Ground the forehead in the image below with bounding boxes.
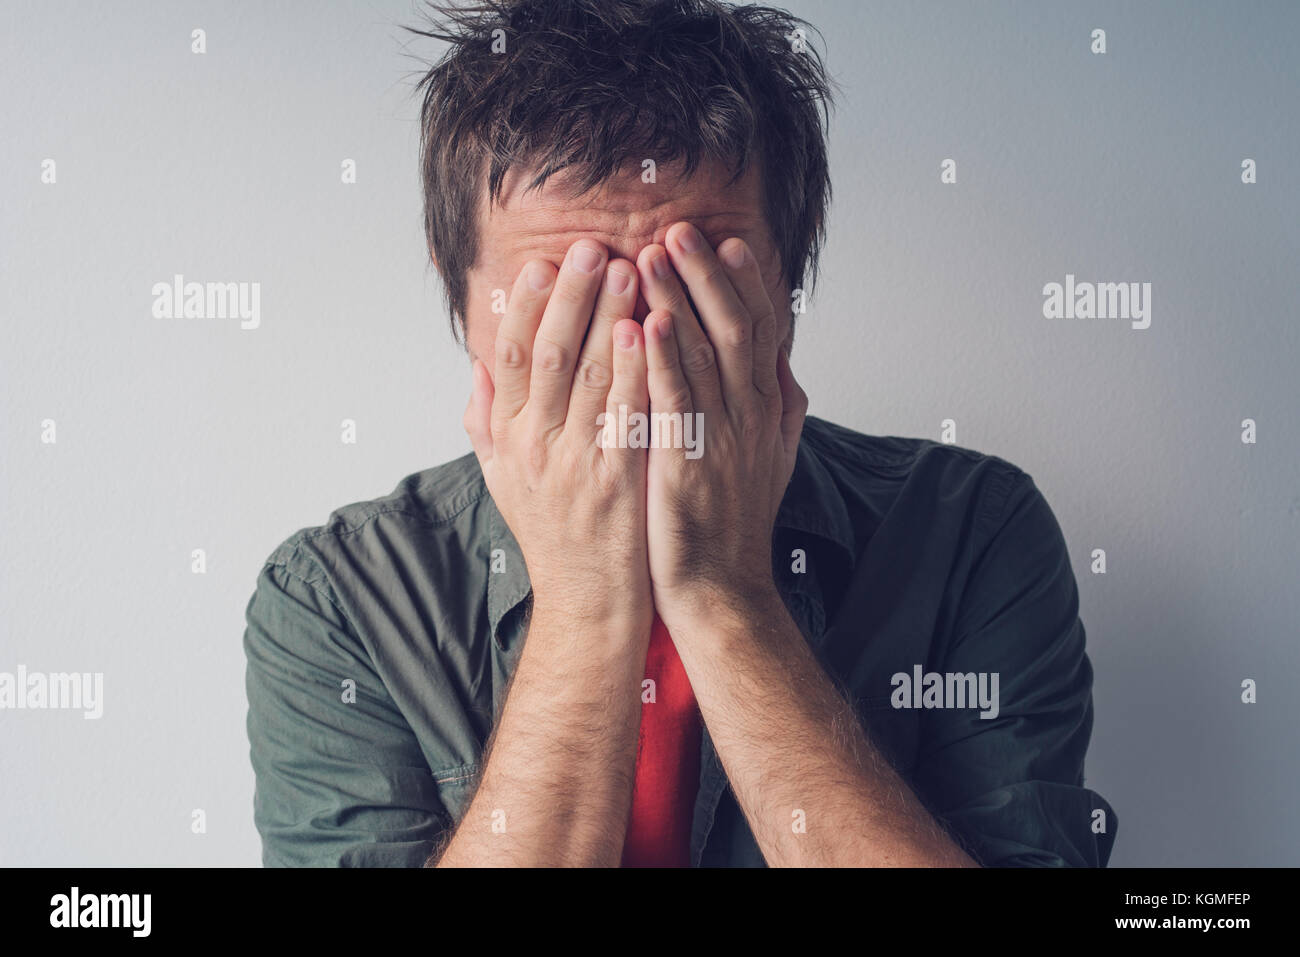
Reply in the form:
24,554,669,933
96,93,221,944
476,159,769,267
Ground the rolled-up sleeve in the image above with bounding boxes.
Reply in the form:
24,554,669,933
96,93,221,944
243,556,449,867
914,471,1117,867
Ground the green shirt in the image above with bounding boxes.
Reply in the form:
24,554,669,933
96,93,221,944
243,415,1116,867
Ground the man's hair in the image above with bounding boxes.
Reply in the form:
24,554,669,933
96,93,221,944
407,0,833,341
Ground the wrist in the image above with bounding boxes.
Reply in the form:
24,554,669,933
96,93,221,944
656,575,786,637
528,588,653,640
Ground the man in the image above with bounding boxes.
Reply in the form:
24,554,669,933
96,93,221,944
244,0,1116,867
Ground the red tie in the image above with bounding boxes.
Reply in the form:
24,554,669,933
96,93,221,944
621,613,702,867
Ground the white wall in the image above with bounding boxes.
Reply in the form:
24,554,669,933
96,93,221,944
1,0,1296,865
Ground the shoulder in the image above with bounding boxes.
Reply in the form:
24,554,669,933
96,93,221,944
800,414,1035,532
257,451,489,590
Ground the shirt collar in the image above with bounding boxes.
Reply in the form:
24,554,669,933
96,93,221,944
773,427,856,557
485,423,856,649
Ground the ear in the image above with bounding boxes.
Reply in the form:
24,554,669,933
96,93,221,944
780,322,796,358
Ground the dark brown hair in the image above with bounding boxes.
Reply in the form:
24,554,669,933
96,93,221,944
408,0,833,341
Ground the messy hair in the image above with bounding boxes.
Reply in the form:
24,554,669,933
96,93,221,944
407,0,833,341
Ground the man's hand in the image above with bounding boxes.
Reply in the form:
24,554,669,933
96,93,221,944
634,222,807,631
438,240,653,867
630,223,975,867
465,239,653,632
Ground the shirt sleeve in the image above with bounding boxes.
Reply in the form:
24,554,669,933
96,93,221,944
912,470,1117,867
243,557,450,867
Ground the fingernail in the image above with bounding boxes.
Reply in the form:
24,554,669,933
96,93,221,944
720,241,747,269
656,315,673,340
605,266,630,295
616,328,636,349
572,244,602,273
651,253,672,280
528,262,552,290
676,224,701,254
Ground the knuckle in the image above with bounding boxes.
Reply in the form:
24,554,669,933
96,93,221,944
575,356,612,391
722,317,751,350
683,342,716,375
532,337,572,375
495,335,528,370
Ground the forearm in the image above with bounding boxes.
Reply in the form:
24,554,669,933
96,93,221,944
672,588,977,867
431,601,649,867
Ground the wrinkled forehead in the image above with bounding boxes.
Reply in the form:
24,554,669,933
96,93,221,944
477,158,771,266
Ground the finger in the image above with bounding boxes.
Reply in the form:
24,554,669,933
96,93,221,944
603,318,649,468
644,308,692,416
664,222,754,406
529,239,608,432
463,358,496,466
493,259,556,425
644,310,699,461
635,243,724,416
776,348,808,459
568,259,638,433
716,237,779,400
